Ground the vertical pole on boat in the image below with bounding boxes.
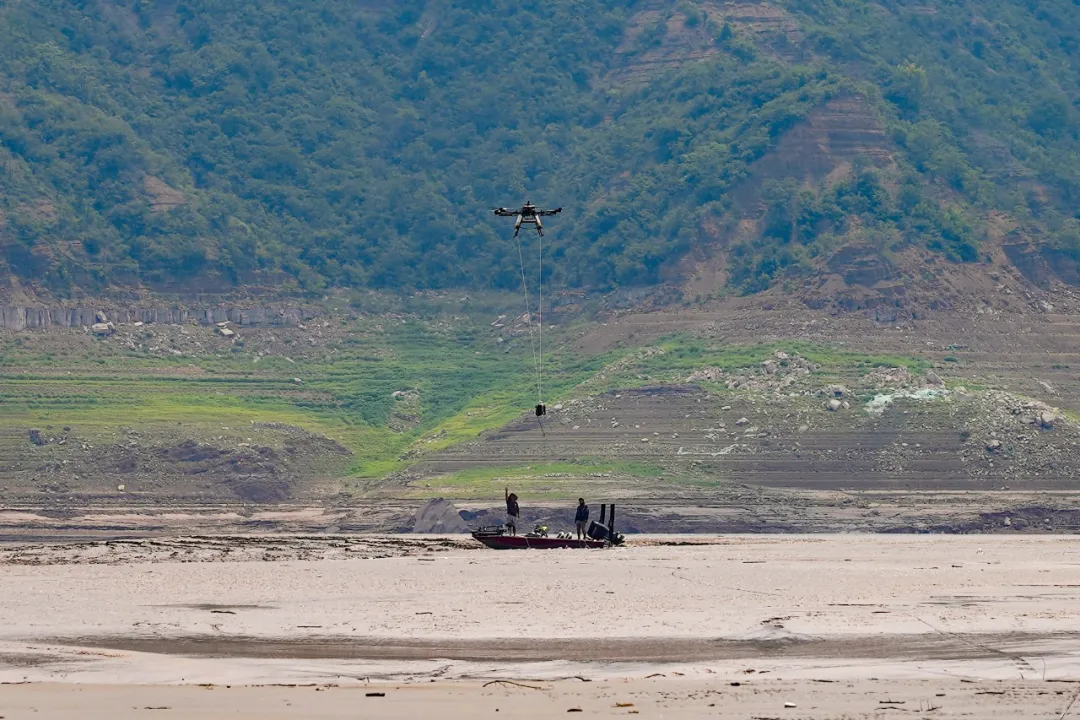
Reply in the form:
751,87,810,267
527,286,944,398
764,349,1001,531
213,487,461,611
599,504,607,526
609,504,616,543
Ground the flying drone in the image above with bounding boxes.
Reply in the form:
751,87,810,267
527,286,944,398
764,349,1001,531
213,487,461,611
493,201,562,238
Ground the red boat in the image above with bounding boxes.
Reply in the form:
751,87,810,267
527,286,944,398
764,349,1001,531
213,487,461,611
471,504,624,550
471,527,606,549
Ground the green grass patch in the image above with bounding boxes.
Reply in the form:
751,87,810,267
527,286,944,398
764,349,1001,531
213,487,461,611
0,317,614,478
0,324,936,483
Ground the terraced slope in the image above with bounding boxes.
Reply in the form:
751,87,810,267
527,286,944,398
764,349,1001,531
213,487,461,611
5,288,1080,534
0,309,567,505
390,296,1080,533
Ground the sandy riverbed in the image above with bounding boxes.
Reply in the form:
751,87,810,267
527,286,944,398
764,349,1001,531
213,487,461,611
3,534,1080,718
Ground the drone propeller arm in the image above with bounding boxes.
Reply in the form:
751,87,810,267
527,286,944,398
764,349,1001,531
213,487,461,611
538,207,562,216
493,208,518,217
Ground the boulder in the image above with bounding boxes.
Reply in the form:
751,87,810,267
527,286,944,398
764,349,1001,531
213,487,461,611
926,371,944,386
867,366,914,388
28,429,47,446
1035,411,1060,430
412,498,470,533
686,367,724,383
827,399,842,412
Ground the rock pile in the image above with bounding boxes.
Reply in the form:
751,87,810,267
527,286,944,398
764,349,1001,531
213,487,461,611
491,312,542,340
954,389,1079,477
865,366,915,389
1,304,317,331
684,350,819,394
389,389,423,432
686,366,725,383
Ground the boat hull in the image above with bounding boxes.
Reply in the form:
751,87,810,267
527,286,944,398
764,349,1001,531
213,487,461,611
471,533,606,550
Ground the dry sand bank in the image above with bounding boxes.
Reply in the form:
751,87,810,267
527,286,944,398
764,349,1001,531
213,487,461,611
3,534,1080,718
2,676,1079,719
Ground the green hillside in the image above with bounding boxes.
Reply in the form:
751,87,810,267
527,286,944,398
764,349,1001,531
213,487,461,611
0,0,1077,296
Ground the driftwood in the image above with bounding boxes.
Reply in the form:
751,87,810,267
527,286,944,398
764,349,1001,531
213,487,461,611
482,680,544,691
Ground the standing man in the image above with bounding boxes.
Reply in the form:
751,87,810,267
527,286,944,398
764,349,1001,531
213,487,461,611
505,487,520,536
575,498,590,541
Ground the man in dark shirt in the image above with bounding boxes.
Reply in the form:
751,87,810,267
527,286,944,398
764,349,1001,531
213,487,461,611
505,487,520,536
575,498,590,540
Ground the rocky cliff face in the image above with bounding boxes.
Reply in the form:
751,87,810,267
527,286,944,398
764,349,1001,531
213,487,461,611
1002,232,1080,290
729,93,894,210
606,0,803,87
0,304,320,331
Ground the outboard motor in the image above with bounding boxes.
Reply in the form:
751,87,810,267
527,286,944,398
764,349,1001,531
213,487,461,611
607,503,625,545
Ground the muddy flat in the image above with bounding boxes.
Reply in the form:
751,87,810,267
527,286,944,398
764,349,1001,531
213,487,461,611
3,534,1080,718
36,629,1080,665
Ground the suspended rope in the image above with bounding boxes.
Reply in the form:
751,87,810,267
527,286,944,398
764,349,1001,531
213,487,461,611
515,231,542,409
537,221,543,410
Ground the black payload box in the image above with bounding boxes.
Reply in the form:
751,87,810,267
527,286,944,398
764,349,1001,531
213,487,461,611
586,521,609,541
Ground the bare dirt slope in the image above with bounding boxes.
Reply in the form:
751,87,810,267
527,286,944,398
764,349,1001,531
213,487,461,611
6,246,1080,534
397,279,1080,534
